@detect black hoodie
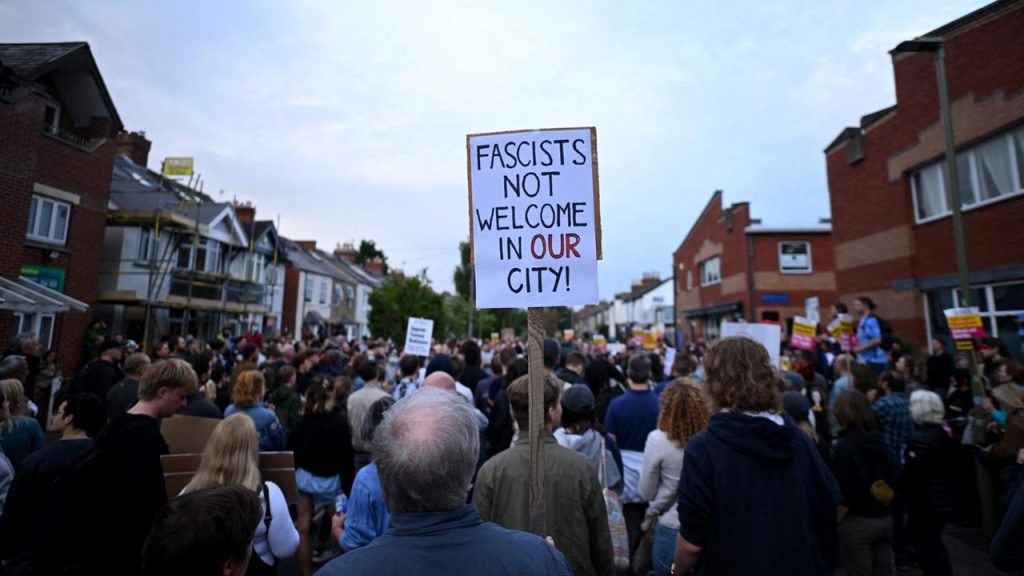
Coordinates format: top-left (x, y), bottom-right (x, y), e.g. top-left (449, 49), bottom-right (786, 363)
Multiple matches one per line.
top-left (677, 411), bottom-right (841, 576)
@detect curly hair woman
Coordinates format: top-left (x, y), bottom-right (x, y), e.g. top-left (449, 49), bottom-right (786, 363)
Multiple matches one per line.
top-left (674, 337), bottom-right (842, 576)
top-left (637, 380), bottom-right (710, 575)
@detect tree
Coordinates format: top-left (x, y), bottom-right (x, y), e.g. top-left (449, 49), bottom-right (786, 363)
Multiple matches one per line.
top-left (453, 240), bottom-right (472, 300)
top-left (355, 239), bottom-right (389, 274)
top-left (367, 270), bottom-right (444, 342)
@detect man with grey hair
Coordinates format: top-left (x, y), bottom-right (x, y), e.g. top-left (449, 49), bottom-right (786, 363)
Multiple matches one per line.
top-left (318, 388), bottom-right (572, 575)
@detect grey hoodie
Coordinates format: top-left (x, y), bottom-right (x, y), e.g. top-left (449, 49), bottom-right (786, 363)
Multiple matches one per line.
top-left (556, 428), bottom-right (623, 493)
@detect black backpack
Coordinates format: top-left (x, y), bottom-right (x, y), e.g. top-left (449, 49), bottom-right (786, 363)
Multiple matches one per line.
top-left (876, 316), bottom-right (895, 351)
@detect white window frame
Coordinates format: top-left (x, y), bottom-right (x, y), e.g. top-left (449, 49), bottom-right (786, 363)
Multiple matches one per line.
top-left (26, 195), bottom-right (71, 245)
top-left (699, 256), bottom-right (721, 287)
top-left (304, 276), bottom-right (313, 303)
top-left (138, 227), bottom-right (153, 261)
top-left (926, 281), bottom-right (1024, 348)
top-left (778, 241), bottom-right (812, 274)
top-left (10, 312), bottom-right (56, 349)
top-left (912, 127), bottom-right (1024, 224)
top-left (319, 280), bottom-right (327, 305)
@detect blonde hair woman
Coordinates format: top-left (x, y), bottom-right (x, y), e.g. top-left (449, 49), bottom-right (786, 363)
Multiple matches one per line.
top-left (0, 379), bottom-right (44, 469)
top-left (183, 414), bottom-right (298, 573)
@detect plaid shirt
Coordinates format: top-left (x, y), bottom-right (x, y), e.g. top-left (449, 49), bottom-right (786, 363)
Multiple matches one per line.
top-left (873, 394), bottom-right (914, 472)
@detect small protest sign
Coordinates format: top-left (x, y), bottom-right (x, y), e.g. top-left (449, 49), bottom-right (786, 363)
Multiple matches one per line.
top-left (404, 317), bottom-right (434, 357)
top-left (790, 316), bottom-right (817, 351)
top-left (827, 313), bottom-right (854, 352)
top-left (642, 329), bottom-right (657, 350)
top-left (467, 127), bottom-right (601, 308)
top-left (943, 307), bottom-right (986, 351)
top-left (721, 322), bottom-right (781, 369)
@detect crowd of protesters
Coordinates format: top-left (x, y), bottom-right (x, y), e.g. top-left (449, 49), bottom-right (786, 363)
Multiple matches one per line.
top-left (0, 294), bottom-right (1021, 575)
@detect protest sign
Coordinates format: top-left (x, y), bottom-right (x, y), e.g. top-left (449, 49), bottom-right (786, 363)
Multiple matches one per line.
top-left (827, 313), bottom-right (854, 352)
top-left (564, 329), bottom-right (576, 342)
top-left (490, 332), bottom-right (500, 344)
top-left (467, 127), bottom-right (601, 308)
top-left (642, 329), bottom-right (657, 350)
top-left (805, 297), bottom-right (820, 325)
top-left (790, 316), bottom-right (817, 351)
top-left (944, 307), bottom-right (986, 351)
top-left (663, 347), bottom-right (676, 377)
top-left (721, 322), bottom-right (781, 369)
top-left (403, 317), bottom-right (434, 357)
top-left (501, 327), bottom-right (516, 342)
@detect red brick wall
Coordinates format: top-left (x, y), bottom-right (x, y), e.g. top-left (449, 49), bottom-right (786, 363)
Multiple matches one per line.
top-left (750, 233), bottom-right (837, 319)
top-left (672, 192), bottom-right (753, 339)
top-left (826, 1), bottom-right (1024, 346)
top-left (0, 90), bottom-right (116, 369)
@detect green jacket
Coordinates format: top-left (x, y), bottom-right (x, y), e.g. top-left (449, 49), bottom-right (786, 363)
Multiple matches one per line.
top-left (474, 432), bottom-right (613, 576)
top-left (268, 386), bottom-right (301, 434)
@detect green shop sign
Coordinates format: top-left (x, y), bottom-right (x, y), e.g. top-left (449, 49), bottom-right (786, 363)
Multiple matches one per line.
top-left (20, 264), bottom-right (66, 293)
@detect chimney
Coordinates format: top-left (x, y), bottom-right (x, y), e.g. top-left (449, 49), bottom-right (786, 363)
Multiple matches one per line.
top-left (117, 131), bottom-right (152, 167)
top-left (334, 242), bottom-right (358, 262)
top-left (364, 256), bottom-right (385, 276)
top-left (234, 201), bottom-right (255, 224)
top-left (296, 240), bottom-right (317, 251)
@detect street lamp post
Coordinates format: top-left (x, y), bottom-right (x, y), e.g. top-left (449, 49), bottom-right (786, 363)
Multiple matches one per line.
top-left (893, 36), bottom-right (978, 393)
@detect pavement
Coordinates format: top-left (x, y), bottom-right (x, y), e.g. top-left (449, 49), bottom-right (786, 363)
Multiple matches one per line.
top-left (903, 523), bottom-right (1016, 576)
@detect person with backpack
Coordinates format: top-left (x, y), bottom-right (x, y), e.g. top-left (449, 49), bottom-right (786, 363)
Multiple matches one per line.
top-left (182, 414), bottom-right (299, 575)
top-left (831, 391), bottom-right (896, 576)
top-left (854, 297), bottom-right (890, 376)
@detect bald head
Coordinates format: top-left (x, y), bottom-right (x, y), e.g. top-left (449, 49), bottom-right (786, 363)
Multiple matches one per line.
top-left (421, 371), bottom-right (456, 392)
top-left (374, 388), bottom-right (478, 513)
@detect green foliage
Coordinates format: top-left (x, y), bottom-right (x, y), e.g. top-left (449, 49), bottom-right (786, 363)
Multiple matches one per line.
top-left (441, 295), bottom-right (529, 340)
top-left (367, 271), bottom-right (444, 342)
top-left (355, 239), bottom-right (389, 274)
top-left (453, 240), bottom-right (472, 300)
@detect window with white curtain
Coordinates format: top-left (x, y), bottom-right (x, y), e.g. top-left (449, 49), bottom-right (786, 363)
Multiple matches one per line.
top-left (27, 195), bottom-right (70, 244)
top-left (911, 125), bottom-right (1024, 222)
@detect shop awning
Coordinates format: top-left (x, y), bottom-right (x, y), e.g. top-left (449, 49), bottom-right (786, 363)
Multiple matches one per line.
top-left (0, 276), bottom-right (88, 313)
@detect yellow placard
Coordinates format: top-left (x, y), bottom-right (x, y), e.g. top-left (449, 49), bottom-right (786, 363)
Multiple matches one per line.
top-left (593, 334), bottom-right (607, 346)
top-left (490, 332), bottom-right (499, 344)
top-left (642, 330), bottom-right (657, 350)
top-left (947, 315), bottom-right (982, 329)
top-left (162, 157), bottom-right (194, 176)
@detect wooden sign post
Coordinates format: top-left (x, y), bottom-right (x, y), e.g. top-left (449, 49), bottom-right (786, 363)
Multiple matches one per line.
top-left (467, 127), bottom-right (601, 537)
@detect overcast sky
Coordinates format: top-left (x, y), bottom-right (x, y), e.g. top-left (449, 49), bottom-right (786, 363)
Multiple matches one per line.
top-left (1, 0), bottom-right (988, 299)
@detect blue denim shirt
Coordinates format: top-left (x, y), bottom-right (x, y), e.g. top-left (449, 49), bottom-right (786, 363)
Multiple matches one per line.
top-left (319, 504), bottom-right (572, 576)
top-left (339, 462), bottom-right (390, 551)
top-left (225, 403), bottom-right (286, 451)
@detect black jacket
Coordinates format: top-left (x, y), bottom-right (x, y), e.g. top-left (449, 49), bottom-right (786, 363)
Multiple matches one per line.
top-left (831, 430), bottom-right (894, 518)
top-left (901, 424), bottom-right (955, 522)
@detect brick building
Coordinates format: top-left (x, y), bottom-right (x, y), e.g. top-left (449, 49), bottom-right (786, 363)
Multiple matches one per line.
top-left (825, 0), bottom-right (1024, 359)
top-left (673, 191), bottom-right (836, 344)
top-left (0, 43), bottom-right (122, 369)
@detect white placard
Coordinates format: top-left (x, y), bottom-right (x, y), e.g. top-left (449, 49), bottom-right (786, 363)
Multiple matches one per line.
top-left (468, 127), bottom-right (601, 308)
top-left (720, 322), bottom-right (781, 369)
top-left (403, 317), bottom-right (434, 357)
top-left (663, 347), bottom-right (676, 377)
top-left (805, 296), bottom-right (820, 325)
